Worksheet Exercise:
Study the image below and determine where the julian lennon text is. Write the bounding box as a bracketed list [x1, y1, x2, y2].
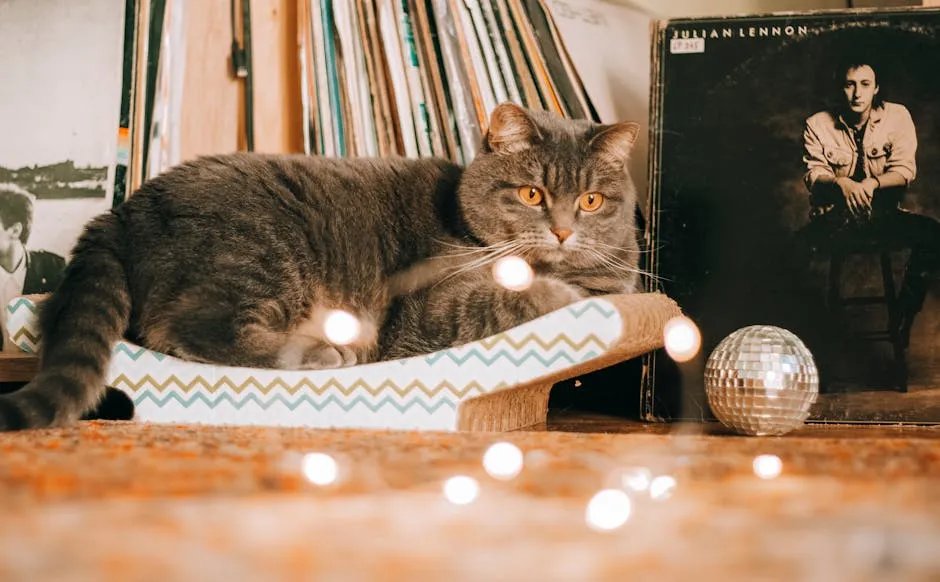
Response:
[670, 24, 810, 40]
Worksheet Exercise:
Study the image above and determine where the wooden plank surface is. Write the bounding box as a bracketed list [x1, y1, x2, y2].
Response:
[248, 0, 304, 154]
[179, 0, 304, 160]
[0, 352, 39, 383]
[178, 1, 242, 159]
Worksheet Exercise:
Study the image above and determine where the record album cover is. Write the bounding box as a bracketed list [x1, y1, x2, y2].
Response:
[643, 7, 940, 424]
[0, 0, 141, 351]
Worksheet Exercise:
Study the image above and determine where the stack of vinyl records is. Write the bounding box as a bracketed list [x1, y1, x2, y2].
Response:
[299, 0, 599, 164]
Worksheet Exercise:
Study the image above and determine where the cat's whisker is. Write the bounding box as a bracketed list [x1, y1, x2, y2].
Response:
[587, 251, 621, 274]
[586, 248, 666, 283]
[450, 242, 523, 271]
[599, 254, 640, 272]
[599, 259, 662, 281]
[387, 242, 526, 297]
[588, 240, 659, 255]
[461, 244, 526, 276]
[438, 247, 508, 259]
[433, 242, 527, 287]
[589, 240, 634, 252]
[590, 246, 643, 266]
[433, 238, 515, 252]
[585, 247, 627, 267]
[432, 240, 522, 260]
[518, 245, 539, 260]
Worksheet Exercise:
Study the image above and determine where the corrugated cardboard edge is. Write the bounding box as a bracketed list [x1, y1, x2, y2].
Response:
[457, 292, 681, 431]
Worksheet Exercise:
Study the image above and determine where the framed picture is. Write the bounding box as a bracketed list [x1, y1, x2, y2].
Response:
[0, 0, 152, 351]
[642, 6, 940, 424]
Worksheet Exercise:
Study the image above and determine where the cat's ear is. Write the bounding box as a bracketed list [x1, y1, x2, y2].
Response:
[484, 103, 542, 155]
[589, 122, 640, 166]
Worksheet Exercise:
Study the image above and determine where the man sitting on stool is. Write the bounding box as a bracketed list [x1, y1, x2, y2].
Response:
[802, 55, 940, 344]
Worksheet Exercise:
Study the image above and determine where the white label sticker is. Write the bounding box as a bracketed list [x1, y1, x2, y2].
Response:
[670, 37, 705, 54]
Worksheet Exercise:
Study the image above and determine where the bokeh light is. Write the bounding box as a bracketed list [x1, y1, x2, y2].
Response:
[620, 467, 653, 492]
[302, 452, 339, 486]
[443, 475, 480, 505]
[753, 454, 783, 480]
[482, 442, 524, 480]
[492, 256, 534, 291]
[663, 315, 702, 363]
[649, 475, 677, 501]
[323, 309, 361, 345]
[585, 489, 632, 532]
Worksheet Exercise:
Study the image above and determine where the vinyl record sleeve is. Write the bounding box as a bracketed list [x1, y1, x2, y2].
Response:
[642, 6, 940, 425]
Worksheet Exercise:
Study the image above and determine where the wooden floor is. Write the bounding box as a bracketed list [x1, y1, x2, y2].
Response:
[535, 409, 940, 439]
[1, 414, 940, 580]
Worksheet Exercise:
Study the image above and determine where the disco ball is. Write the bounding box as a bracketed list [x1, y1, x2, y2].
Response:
[704, 325, 819, 436]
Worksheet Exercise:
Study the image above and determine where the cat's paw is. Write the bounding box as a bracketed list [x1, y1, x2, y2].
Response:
[278, 341, 358, 370]
[334, 345, 359, 368]
[525, 276, 587, 315]
[298, 344, 358, 369]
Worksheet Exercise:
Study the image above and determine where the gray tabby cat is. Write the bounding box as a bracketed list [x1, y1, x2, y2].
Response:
[0, 102, 640, 431]
[380, 104, 641, 358]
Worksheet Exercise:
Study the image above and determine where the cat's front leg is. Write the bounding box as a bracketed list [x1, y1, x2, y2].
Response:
[449, 272, 587, 344]
[560, 273, 638, 296]
[379, 271, 588, 359]
[521, 275, 589, 315]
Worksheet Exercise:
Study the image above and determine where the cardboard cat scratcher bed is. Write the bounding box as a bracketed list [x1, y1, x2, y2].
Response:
[7, 293, 680, 432]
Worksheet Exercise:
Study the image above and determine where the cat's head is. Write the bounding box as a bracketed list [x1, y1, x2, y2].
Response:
[459, 103, 641, 276]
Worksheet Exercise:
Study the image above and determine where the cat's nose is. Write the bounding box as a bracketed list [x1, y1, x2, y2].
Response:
[551, 227, 573, 243]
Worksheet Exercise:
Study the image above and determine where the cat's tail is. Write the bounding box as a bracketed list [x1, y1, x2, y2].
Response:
[0, 212, 131, 431]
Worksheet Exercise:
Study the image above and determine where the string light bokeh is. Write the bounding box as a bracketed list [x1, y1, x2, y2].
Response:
[443, 475, 481, 505]
[663, 315, 702, 363]
[482, 442, 524, 480]
[283, 439, 804, 547]
[585, 489, 633, 532]
[283, 308, 803, 545]
[492, 256, 534, 291]
[752, 454, 783, 480]
[322, 309, 361, 345]
[619, 467, 653, 493]
[302, 452, 339, 486]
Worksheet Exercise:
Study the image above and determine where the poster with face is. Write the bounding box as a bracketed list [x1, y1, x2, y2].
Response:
[0, 0, 136, 350]
[643, 7, 940, 424]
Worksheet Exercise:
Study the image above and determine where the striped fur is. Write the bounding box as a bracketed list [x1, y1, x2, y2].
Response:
[0, 103, 642, 431]
[0, 153, 463, 430]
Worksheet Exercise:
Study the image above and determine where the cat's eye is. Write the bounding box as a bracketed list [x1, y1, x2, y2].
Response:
[579, 192, 604, 212]
[517, 186, 544, 206]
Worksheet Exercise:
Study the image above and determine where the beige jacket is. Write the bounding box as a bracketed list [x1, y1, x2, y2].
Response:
[802, 101, 917, 192]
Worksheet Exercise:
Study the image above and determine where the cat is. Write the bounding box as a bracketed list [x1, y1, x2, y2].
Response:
[379, 104, 642, 359]
[0, 102, 641, 431]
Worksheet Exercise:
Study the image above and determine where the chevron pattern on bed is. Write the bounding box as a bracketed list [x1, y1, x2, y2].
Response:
[6, 296, 624, 430]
